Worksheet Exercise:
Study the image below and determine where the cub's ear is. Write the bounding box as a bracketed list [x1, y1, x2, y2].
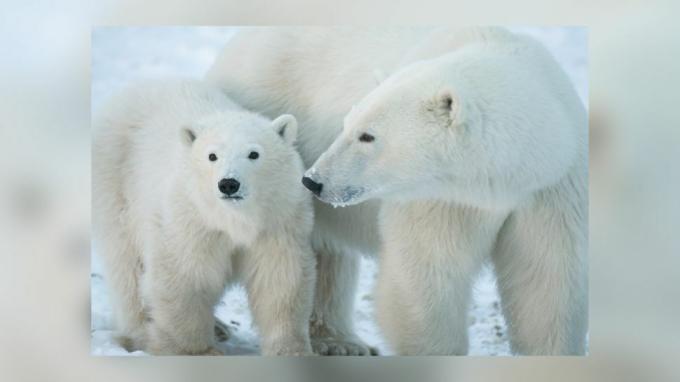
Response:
[431, 88, 461, 126]
[271, 114, 298, 145]
[181, 126, 197, 147]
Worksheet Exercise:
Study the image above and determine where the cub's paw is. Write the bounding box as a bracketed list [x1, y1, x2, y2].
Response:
[199, 346, 225, 356]
[263, 340, 314, 356]
[276, 350, 316, 356]
[116, 334, 142, 352]
[312, 337, 379, 356]
[214, 318, 231, 342]
[146, 343, 224, 356]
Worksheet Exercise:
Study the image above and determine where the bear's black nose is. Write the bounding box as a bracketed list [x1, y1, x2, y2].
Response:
[302, 176, 323, 197]
[218, 178, 240, 196]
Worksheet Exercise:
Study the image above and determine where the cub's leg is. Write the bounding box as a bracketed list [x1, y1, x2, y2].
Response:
[92, 137, 147, 350]
[491, 181, 588, 355]
[143, 230, 231, 355]
[97, 228, 146, 351]
[376, 201, 506, 355]
[243, 234, 316, 356]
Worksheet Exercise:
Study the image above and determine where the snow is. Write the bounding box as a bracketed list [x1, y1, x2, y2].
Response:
[90, 27, 587, 356]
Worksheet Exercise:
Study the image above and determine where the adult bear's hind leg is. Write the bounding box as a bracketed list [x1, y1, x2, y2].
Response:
[310, 244, 378, 356]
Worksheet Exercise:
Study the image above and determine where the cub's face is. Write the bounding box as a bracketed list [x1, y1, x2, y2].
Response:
[183, 112, 299, 210]
[303, 64, 470, 206]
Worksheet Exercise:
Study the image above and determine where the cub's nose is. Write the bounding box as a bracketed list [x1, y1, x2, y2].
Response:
[218, 178, 240, 196]
[302, 176, 323, 197]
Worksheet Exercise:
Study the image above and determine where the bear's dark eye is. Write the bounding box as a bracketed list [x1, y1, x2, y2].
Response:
[359, 133, 375, 143]
[209, 153, 217, 162]
[248, 151, 259, 160]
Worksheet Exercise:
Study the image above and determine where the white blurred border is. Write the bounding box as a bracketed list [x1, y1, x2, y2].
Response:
[1, 1, 679, 381]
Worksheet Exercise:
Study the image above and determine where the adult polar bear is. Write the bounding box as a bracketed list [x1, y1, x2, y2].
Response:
[206, 27, 587, 355]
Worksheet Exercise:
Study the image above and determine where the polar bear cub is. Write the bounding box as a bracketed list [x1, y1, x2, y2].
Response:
[92, 79, 316, 355]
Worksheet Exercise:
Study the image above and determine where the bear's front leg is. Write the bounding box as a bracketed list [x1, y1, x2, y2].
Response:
[143, 232, 231, 355]
[491, 182, 588, 355]
[244, 234, 316, 356]
[376, 201, 507, 355]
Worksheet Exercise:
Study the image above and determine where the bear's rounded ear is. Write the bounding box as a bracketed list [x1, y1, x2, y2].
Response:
[271, 114, 298, 145]
[181, 126, 197, 147]
[433, 88, 461, 126]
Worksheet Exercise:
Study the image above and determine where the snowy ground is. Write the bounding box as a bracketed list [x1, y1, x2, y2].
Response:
[90, 27, 587, 356]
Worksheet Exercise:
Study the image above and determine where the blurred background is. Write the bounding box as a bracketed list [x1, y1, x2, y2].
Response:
[1, 0, 679, 381]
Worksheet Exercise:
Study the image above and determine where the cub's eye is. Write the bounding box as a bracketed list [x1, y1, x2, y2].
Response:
[248, 151, 260, 160]
[359, 133, 375, 143]
[208, 153, 217, 162]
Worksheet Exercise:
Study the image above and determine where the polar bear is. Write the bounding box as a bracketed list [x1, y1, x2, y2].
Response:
[92, 79, 316, 355]
[206, 27, 587, 355]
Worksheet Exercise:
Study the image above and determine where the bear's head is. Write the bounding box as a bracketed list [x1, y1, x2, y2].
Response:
[303, 49, 582, 208]
[182, 111, 301, 218]
[302, 57, 484, 207]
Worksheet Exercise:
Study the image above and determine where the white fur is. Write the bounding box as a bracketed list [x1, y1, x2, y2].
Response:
[92, 79, 316, 355]
[206, 27, 588, 355]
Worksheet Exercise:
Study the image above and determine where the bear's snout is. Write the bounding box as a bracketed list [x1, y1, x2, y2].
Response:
[302, 176, 323, 197]
[218, 178, 241, 196]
